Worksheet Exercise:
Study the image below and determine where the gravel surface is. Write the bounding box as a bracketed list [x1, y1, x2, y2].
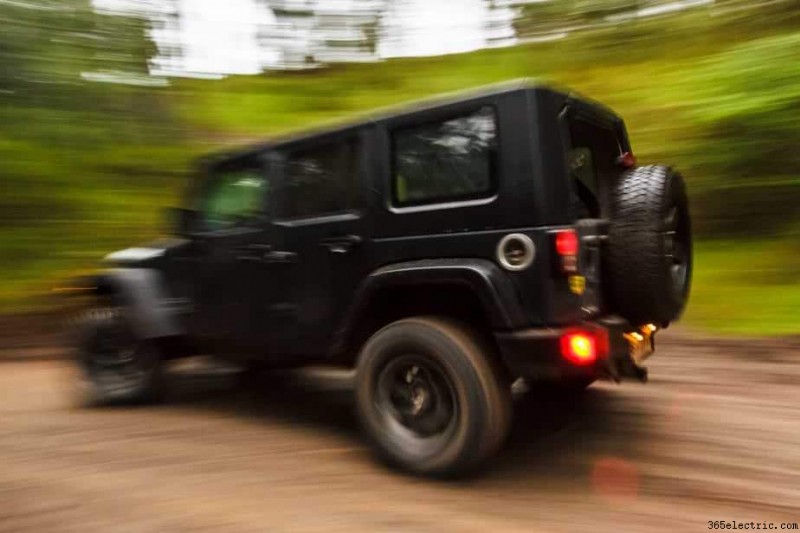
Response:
[0, 331, 798, 532]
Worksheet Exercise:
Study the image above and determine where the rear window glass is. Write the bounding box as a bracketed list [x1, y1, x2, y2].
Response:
[391, 106, 498, 206]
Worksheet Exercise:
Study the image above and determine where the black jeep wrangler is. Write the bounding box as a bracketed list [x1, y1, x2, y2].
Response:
[72, 81, 692, 476]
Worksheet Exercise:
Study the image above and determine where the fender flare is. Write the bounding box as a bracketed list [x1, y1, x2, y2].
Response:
[333, 258, 529, 354]
[89, 268, 181, 340]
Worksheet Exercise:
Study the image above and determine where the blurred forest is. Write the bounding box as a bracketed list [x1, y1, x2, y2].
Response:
[1, 0, 799, 334]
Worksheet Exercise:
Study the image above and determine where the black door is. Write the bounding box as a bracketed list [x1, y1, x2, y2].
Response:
[270, 132, 369, 358]
[183, 154, 278, 357]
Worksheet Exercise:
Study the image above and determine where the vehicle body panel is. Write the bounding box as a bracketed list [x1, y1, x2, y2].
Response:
[94, 81, 639, 378]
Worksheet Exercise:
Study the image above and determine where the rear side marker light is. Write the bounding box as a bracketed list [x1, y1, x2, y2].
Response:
[561, 332, 597, 365]
[617, 152, 637, 169]
[561, 329, 607, 365]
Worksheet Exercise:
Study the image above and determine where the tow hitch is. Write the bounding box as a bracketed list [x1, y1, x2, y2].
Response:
[624, 323, 656, 366]
[601, 318, 657, 383]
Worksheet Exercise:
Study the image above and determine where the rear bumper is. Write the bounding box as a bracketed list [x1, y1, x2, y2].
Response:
[494, 315, 652, 382]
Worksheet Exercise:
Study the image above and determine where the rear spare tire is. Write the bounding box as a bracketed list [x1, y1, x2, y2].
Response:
[606, 165, 692, 325]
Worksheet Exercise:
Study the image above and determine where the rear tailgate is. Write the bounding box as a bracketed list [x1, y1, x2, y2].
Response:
[575, 218, 608, 317]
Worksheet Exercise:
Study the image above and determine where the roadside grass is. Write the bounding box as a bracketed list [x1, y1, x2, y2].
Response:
[684, 240, 800, 336]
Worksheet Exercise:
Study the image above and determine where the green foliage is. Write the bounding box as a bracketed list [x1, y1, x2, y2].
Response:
[1, 1, 798, 334]
[514, 0, 643, 36]
[574, 0, 641, 21]
[673, 33, 800, 235]
[690, 33, 800, 180]
[684, 239, 800, 336]
[514, 0, 581, 35]
[0, 1, 186, 309]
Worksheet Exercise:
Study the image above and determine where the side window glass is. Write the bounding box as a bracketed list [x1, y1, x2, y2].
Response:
[392, 106, 498, 206]
[283, 137, 361, 218]
[203, 165, 267, 231]
[569, 146, 597, 200]
[568, 118, 621, 217]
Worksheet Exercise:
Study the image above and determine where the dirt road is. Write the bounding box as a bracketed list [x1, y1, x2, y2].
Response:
[1, 332, 799, 532]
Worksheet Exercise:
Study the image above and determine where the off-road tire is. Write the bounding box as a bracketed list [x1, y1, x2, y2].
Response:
[75, 303, 164, 405]
[356, 317, 512, 477]
[606, 165, 692, 325]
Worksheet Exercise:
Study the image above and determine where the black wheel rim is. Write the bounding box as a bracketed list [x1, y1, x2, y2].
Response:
[664, 204, 691, 299]
[83, 307, 152, 394]
[375, 355, 458, 451]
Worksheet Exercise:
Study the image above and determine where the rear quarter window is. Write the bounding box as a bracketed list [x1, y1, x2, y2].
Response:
[391, 106, 498, 206]
[568, 116, 622, 218]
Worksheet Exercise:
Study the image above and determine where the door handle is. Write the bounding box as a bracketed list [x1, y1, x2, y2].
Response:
[237, 244, 297, 264]
[319, 234, 362, 254]
[262, 250, 297, 264]
[237, 247, 297, 264]
[236, 243, 273, 262]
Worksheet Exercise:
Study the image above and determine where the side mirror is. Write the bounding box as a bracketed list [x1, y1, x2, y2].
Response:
[166, 207, 199, 236]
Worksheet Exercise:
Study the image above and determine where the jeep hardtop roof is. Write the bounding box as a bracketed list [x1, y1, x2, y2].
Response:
[201, 79, 623, 167]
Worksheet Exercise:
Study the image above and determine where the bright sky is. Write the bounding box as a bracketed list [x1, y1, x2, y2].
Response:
[93, 0, 709, 78]
[377, 0, 494, 58]
[95, 0, 511, 76]
[151, 0, 278, 76]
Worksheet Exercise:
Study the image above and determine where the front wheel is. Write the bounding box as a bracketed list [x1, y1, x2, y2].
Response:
[75, 302, 164, 404]
[356, 317, 511, 477]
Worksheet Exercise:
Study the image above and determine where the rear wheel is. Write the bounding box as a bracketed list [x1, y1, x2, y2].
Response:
[356, 317, 511, 477]
[75, 301, 164, 404]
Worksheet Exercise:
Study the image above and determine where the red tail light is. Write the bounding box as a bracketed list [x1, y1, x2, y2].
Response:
[560, 331, 598, 365]
[617, 152, 637, 169]
[554, 229, 579, 274]
[555, 230, 579, 256]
